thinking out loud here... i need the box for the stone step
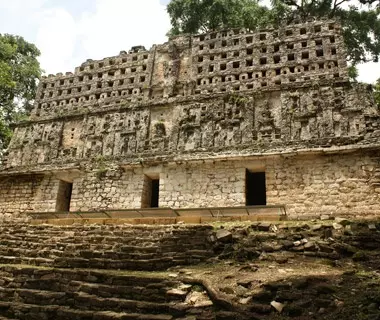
[0,235,210,252]
[0,256,54,267]
[0,301,175,320]
[0,288,186,316]
[0,246,163,260]
[52,256,177,270]
[0,234,162,246]
[0,240,212,259]
[0,247,211,270]
[6,278,184,303]
[0,255,176,270]
[0,228,209,241]
[0,237,211,253]
[0,224,212,232]
[64,281,181,303]
[0,265,181,288]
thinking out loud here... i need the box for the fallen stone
[311,224,322,231]
[316,242,334,253]
[167,288,188,297]
[239,297,252,305]
[271,300,284,313]
[335,217,350,226]
[179,284,192,291]
[333,223,343,230]
[320,214,331,221]
[269,225,278,233]
[368,224,377,231]
[194,299,213,307]
[293,241,301,247]
[236,285,249,296]
[168,273,179,278]
[215,229,233,243]
[304,241,316,251]
[237,280,253,288]
[185,291,213,307]
[281,240,294,249]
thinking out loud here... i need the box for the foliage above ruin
[167,0,380,65]
[0,34,42,149]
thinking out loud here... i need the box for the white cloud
[36,8,77,74]
[0,0,47,42]
[76,0,171,61]
[357,62,380,84]
[0,0,48,11]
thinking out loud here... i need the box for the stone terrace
[0,219,379,319]
[0,224,213,270]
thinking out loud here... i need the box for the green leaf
[0,34,42,149]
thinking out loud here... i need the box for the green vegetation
[167,0,380,65]
[0,34,42,150]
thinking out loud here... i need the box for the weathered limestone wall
[160,161,246,208]
[70,168,145,211]
[1,151,378,216]
[158,152,380,216]
[0,175,58,217]
[265,153,380,216]
[33,151,376,216]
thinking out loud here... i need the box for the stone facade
[0,19,379,217]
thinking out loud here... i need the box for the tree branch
[333,0,350,12]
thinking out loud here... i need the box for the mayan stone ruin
[0,18,379,218]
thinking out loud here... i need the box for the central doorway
[142,175,160,208]
[245,170,266,206]
[56,180,73,212]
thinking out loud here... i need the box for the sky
[0,0,378,83]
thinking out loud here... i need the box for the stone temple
[0,19,379,218]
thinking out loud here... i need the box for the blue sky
[0,0,378,83]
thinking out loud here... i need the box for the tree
[167,0,271,36]
[167,0,380,65]
[0,34,42,151]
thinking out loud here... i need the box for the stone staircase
[0,220,378,319]
[0,223,222,320]
[0,223,214,270]
[0,265,216,320]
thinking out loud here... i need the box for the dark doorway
[150,179,159,208]
[142,176,160,208]
[245,170,266,206]
[56,180,73,212]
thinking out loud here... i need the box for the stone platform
[0,218,379,319]
[27,205,287,226]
